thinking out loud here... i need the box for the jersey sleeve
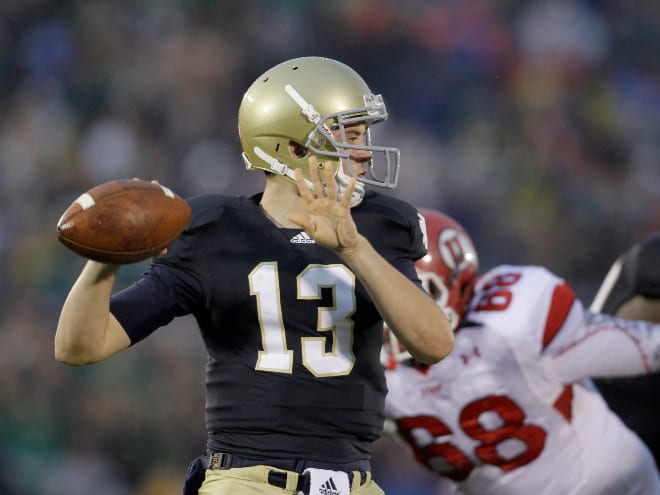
[542,300,660,383]
[476,265,660,384]
[393,202,426,286]
[403,202,427,261]
[357,193,426,288]
[110,263,203,344]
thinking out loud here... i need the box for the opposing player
[591,235,660,465]
[384,208,660,495]
[54,57,452,495]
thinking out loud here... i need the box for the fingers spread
[341,177,356,209]
[323,162,338,201]
[308,157,325,198]
[294,168,315,203]
[296,157,347,209]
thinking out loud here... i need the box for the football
[56,179,191,264]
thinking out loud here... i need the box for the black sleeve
[591,234,660,313]
[357,192,426,263]
[392,256,423,290]
[110,264,203,344]
[393,203,425,289]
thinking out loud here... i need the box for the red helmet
[416,208,479,331]
[382,208,479,368]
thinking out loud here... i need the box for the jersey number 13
[249,262,356,378]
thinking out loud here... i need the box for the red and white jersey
[385,265,660,495]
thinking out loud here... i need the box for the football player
[384,208,660,495]
[591,236,660,467]
[54,57,453,495]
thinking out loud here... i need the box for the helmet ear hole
[288,141,308,159]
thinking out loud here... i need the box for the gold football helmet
[238,56,400,206]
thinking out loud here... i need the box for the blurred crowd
[1,0,658,493]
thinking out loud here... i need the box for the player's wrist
[85,260,121,279]
[337,235,369,260]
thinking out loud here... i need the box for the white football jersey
[385,265,660,495]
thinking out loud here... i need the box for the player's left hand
[289,157,361,254]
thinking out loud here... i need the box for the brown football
[56,179,191,264]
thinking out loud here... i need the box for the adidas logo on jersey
[290,232,315,244]
[318,477,340,495]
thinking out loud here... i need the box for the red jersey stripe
[542,283,576,350]
[553,385,574,422]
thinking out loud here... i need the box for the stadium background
[0,0,658,493]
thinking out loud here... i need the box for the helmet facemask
[287,85,399,207]
[305,93,400,190]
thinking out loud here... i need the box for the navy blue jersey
[110,190,426,462]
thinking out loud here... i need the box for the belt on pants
[206,452,370,490]
[266,470,369,491]
[268,470,308,492]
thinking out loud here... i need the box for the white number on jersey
[249,262,357,377]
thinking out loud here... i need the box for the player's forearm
[55,261,130,365]
[339,236,454,364]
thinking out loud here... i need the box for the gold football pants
[198,465,386,495]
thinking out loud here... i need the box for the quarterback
[55,57,452,495]
[384,208,660,495]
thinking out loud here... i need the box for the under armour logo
[460,346,481,365]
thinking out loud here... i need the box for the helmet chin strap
[248,147,364,208]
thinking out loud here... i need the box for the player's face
[332,123,371,179]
